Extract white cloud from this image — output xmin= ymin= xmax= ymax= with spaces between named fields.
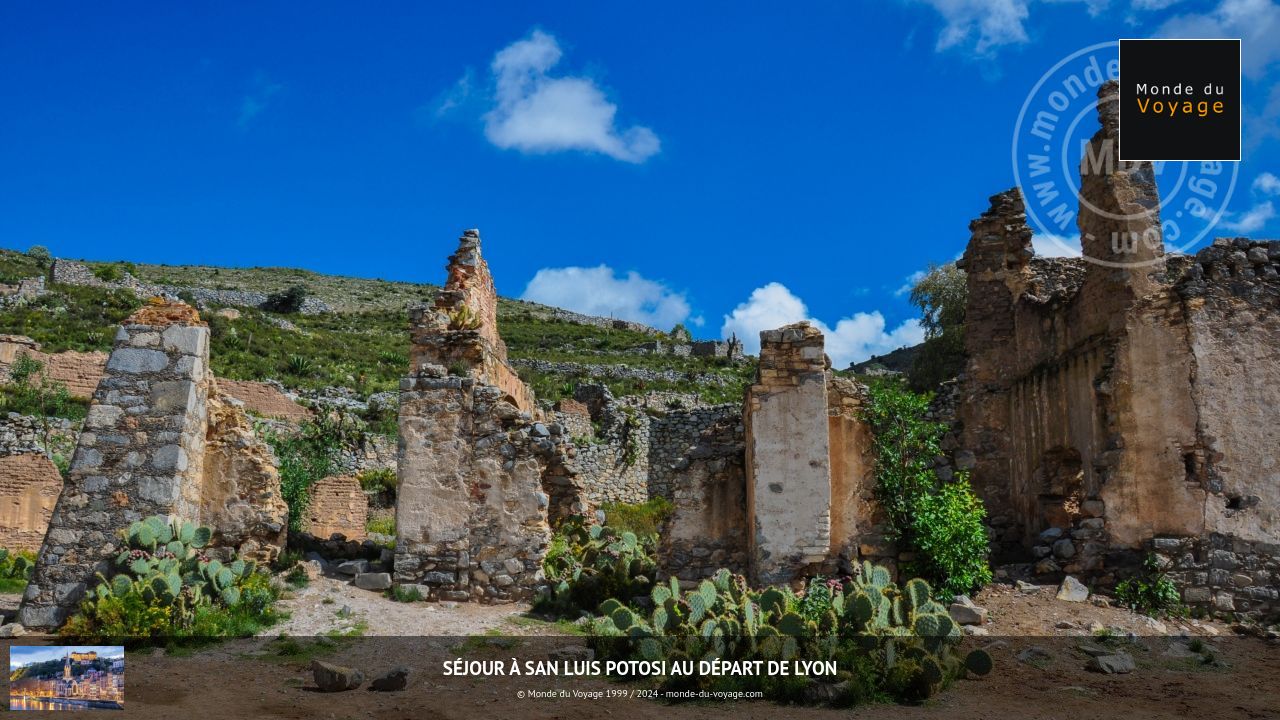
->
xmin=238 ymin=73 xmax=282 ymax=129
xmin=1253 ymin=172 xmax=1280 ymax=195
xmin=1222 ymin=201 xmax=1276 ymax=233
xmin=520 ymin=265 xmax=690 ymax=329
xmin=1218 ymin=172 xmax=1280 ymax=233
xmin=1032 ymin=232 xmax=1083 ymax=257
xmin=720 ymin=282 xmax=925 ymax=368
xmin=894 ymin=270 xmax=928 ymax=297
xmin=1131 ymin=0 xmax=1184 ymax=9
xmin=476 ymin=30 xmax=659 ymax=162
xmin=1157 ymin=0 xmax=1280 ymax=78
xmin=915 ymin=0 xmax=1031 ymax=55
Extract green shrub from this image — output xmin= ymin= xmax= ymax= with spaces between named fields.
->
xmin=390 ymin=585 xmax=423 ymax=603
xmin=862 ymin=380 xmax=991 ymax=598
xmin=26 ymin=245 xmax=51 ymax=268
xmin=357 ymin=468 xmax=397 ymax=494
xmin=599 ymin=497 xmax=673 ymax=539
xmin=0 ymin=354 xmax=88 ymax=421
xmin=262 ymin=284 xmax=308 ymax=314
xmin=261 ymin=412 xmax=367 ymax=532
xmin=1115 ymin=554 xmax=1185 ymax=617
xmin=366 ymin=515 xmax=395 ymax=537
xmin=60 ymin=516 xmax=282 ymax=640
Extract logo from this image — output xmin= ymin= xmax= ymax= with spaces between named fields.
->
xmin=1012 ymin=41 xmax=1238 ymax=267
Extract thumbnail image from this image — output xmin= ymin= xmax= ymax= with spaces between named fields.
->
xmin=9 ymin=646 xmax=124 ymax=711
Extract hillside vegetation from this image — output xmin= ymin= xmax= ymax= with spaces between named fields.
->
xmin=0 ymin=247 xmax=754 ymax=405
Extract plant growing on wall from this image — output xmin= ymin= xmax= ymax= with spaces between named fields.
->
xmin=260 ymin=410 xmax=367 ymax=532
xmin=1115 ymin=554 xmax=1185 ymax=617
xmin=861 ymin=380 xmax=991 ymax=598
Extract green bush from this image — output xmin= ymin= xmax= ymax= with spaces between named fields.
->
xmin=1115 ymin=554 xmax=1185 ymax=617
xmin=599 ymin=497 xmax=673 ymax=539
xmin=60 ymin=516 xmax=282 ymax=640
xmin=862 ymin=381 xmax=991 ymax=598
xmin=262 ymin=285 xmax=308 ymax=314
xmin=0 ymin=354 xmax=88 ymax=421
xmin=357 ymin=468 xmax=398 ymax=495
xmin=261 ymin=411 xmax=368 ymax=532
xmin=26 ymin=245 xmax=51 ymax=268
xmin=366 ymin=515 xmax=395 ymax=537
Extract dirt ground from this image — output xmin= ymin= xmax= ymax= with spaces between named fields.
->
xmin=3 ymin=580 xmax=1277 ymax=719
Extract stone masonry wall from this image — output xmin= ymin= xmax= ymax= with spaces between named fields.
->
xmin=20 ymin=302 xmax=212 ymax=628
xmin=394 ymin=368 xmax=573 ymax=602
xmin=409 ymin=230 xmax=536 ymax=414
xmin=658 ymin=413 xmax=748 ymax=581
xmin=744 ymin=322 xmax=833 ymax=584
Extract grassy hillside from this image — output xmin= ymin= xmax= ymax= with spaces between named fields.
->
xmin=0 ymin=247 xmax=754 ymax=405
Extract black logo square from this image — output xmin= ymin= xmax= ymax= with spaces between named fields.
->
xmin=1119 ymin=38 xmax=1241 ymax=161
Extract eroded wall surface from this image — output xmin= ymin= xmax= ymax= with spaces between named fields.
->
xmin=0 ymin=454 xmax=62 ymax=552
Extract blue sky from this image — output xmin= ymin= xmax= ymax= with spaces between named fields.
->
xmin=1 ymin=2 xmax=1276 ymax=365
xmin=10 ymin=646 xmax=124 ymax=670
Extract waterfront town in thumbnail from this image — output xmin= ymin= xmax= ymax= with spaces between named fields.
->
xmin=9 ymin=646 xmax=124 ymax=711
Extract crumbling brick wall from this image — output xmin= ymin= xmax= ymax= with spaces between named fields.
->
xmin=957 ymin=82 xmax=1280 ymax=619
xmin=304 ymin=475 xmax=368 ymax=541
xmin=0 ymin=454 xmax=62 ymax=552
xmin=0 ymin=336 xmax=107 ymax=400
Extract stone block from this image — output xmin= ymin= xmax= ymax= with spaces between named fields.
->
xmin=162 ymin=325 xmax=208 ymax=356
xmin=106 ymin=348 xmax=168 ymax=374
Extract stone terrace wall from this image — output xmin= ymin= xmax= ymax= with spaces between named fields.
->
xmin=304 ymin=475 xmax=368 ymax=542
xmin=20 ymin=303 xmax=212 ymax=628
xmin=554 ymin=385 xmax=651 ymax=506
xmin=744 ymin=322 xmax=833 ymax=584
xmin=0 ymin=454 xmax=62 ymax=552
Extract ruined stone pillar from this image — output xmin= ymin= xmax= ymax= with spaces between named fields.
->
xmin=744 ymin=322 xmax=832 ymax=585
xmin=19 ymin=302 xmax=210 ymax=629
xmin=1079 ymin=80 xmax=1167 ymax=303
xmin=956 ymin=188 xmax=1033 ymax=545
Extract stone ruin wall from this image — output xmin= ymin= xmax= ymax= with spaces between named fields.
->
xmin=553 ymin=385 xmax=651 ymax=506
xmin=304 ymin=475 xmax=369 ymax=542
xmin=0 ymin=335 xmax=107 ymax=400
xmin=19 ymin=301 xmax=288 ymax=629
xmin=658 ymin=413 xmax=748 ymax=581
xmin=394 ymin=231 xmax=585 ymax=602
xmin=957 ymin=82 xmax=1280 ymax=619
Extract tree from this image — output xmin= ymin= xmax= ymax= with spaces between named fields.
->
xmin=668 ymin=323 xmax=692 ymax=342
xmin=906 ymin=263 xmax=968 ymax=391
xmin=262 ymin=284 xmax=308 ymax=314
xmin=26 ymin=245 xmax=51 ymax=268
xmin=4 ymin=354 xmax=77 ymax=456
